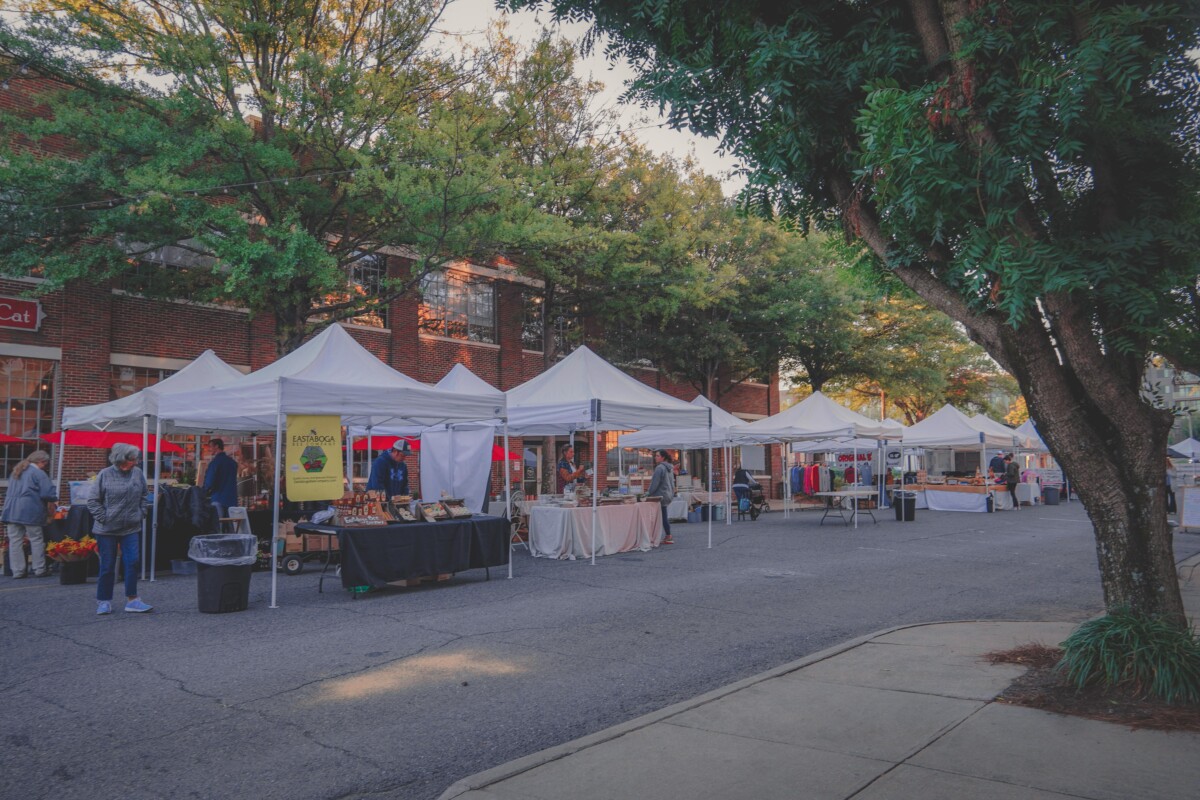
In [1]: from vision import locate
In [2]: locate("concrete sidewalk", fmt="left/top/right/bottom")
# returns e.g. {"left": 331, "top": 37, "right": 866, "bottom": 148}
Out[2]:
{"left": 440, "top": 555, "right": 1200, "bottom": 800}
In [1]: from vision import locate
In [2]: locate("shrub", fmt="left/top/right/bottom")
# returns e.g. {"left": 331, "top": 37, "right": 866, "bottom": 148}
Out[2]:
{"left": 1057, "top": 608, "right": 1200, "bottom": 705}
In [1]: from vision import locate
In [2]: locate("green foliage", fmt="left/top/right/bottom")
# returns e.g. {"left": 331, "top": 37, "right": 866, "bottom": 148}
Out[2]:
{"left": 1058, "top": 608, "right": 1200, "bottom": 705}
{"left": 0, "top": 1, "right": 539, "bottom": 352}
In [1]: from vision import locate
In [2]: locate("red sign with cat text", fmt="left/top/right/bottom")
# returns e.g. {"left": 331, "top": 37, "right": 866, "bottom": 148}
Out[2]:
{"left": 0, "top": 297, "right": 45, "bottom": 331}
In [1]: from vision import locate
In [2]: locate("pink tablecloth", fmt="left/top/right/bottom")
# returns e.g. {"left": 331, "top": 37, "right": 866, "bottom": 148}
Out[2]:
{"left": 529, "top": 502, "right": 664, "bottom": 559}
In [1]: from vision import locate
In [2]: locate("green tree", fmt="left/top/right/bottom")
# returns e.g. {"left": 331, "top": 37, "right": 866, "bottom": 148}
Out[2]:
{"left": 0, "top": 1, "right": 526, "bottom": 353}
{"left": 511, "top": 0, "right": 1200, "bottom": 625}
{"left": 841, "top": 294, "right": 1017, "bottom": 424}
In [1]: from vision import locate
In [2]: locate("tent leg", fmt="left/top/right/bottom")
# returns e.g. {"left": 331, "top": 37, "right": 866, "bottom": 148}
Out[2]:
{"left": 725, "top": 445, "right": 732, "bottom": 526}
{"left": 590, "top": 425, "right": 598, "bottom": 566}
{"left": 150, "top": 417, "right": 162, "bottom": 582}
{"left": 707, "top": 432, "right": 712, "bottom": 549}
{"left": 54, "top": 429, "right": 66, "bottom": 503}
{"left": 271, "top": 412, "right": 283, "bottom": 609}
{"left": 504, "top": 424, "right": 513, "bottom": 580}
{"left": 141, "top": 416, "right": 149, "bottom": 580}
{"left": 345, "top": 428, "right": 353, "bottom": 491}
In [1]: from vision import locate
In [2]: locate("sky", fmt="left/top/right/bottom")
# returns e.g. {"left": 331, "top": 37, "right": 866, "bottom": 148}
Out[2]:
{"left": 435, "top": 0, "right": 747, "bottom": 197}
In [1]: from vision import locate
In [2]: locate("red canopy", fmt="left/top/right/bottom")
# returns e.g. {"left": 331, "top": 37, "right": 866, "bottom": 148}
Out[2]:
{"left": 41, "top": 430, "right": 184, "bottom": 453}
{"left": 351, "top": 436, "right": 519, "bottom": 461}
{"left": 0, "top": 434, "right": 30, "bottom": 445}
{"left": 351, "top": 435, "right": 418, "bottom": 452}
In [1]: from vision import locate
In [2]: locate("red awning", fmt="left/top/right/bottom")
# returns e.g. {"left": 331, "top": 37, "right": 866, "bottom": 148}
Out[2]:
{"left": 41, "top": 431, "right": 184, "bottom": 453}
{"left": 0, "top": 434, "right": 30, "bottom": 445}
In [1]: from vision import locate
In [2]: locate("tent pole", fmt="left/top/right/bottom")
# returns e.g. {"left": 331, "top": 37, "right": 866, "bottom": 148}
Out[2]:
{"left": 853, "top": 443, "right": 859, "bottom": 529}
{"left": 504, "top": 423, "right": 513, "bottom": 580}
{"left": 726, "top": 445, "right": 732, "bottom": 526}
{"left": 141, "top": 415, "right": 149, "bottom": 580}
{"left": 270, "top": 410, "right": 283, "bottom": 609}
{"left": 345, "top": 429, "right": 353, "bottom": 492}
{"left": 590, "top": 424, "right": 598, "bottom": 566}
{"left": 54, "top": 428, "right": 66, "bottom": 503}
{"left": 700, "top": 429, "right": 710, "bottom": 546}
{"left": 150, "top": 416, "right": 162, "bottom": 582}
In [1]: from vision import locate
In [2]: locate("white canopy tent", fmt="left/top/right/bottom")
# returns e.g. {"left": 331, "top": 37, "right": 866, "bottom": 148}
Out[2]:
{"left": 732, "top": 391, "right": 898, "bottom": 441}
{"left": 1169, "top": 437, "right": 1200, "bottom": 459}
{"left": 506, "top": 346, "right": 712, "bottom": 560}
{"left": 1015, "top": 419, "right": 1049, "bottom": 452}
{"left": 903, "top": 404, "right": 1018, "bottom": 450}
{"left": 732, "top": 392, "right": 898, "bottom": 526}
{"left": 157, "top": 326, "right": 511, "bottom": 605}
{"left": 970, "top": 413, "right": 1037, "bottom": 450}
{"left": 618, "top": 395, "right": 768, "bottom": 525}
{"left": 58, "top": 349, "right": 246, "bottom": 581}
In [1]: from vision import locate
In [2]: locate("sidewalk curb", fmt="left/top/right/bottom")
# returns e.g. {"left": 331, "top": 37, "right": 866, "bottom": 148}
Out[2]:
{"left": 439, "top": 551, "right": 1200, "bottom": 800}
{"left": 437, "top": 619, "right": 1028, "bottom": 800}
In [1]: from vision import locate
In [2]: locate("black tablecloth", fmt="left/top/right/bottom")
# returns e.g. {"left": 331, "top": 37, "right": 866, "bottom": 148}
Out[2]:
{"left": 298, "top": 515, "right": 509, "bottom": 589}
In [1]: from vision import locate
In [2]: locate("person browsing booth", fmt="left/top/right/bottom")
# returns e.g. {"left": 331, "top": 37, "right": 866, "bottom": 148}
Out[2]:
{"left": 368, "top": 442, "right": 410, "bottom": 497}
{"left": 203, "top": 438, "right": 238, "bottom": 518}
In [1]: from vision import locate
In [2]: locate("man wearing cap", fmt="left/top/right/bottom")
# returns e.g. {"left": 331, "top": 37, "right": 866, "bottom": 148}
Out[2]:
{"left": 368, "top": 443, "right": 410, "bottom": 497}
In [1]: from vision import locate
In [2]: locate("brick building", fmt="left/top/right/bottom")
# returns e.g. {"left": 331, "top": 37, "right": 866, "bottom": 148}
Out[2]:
{"left": 0, "top": 70, "right": 782, "bottom": 502}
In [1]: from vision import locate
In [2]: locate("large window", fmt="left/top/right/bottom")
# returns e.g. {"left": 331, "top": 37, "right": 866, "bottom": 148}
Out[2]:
{"left": 0, "top": 356, "right": 56, "bottom": 479}
{"left": 522, "top": 291, "right": 578, "bottom": 353}
{"left": 345, "top": 253, "right": 389, "bottom": 328}
{"left": 419, "top": 272, "right": 496, "bottom": 343}
{"left": 110, "top": 365, "right": 175, "bottom": 400}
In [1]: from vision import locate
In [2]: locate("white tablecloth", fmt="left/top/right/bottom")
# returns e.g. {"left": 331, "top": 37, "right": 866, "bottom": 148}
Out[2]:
{"left": 529, "top": 502, "right": 664, "bottom": 559}
{"left": 922, "top": 488, "right": 990, "bottom": 512}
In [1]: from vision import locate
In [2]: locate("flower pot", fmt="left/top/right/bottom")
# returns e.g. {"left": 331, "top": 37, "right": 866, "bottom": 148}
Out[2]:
{"left": 58, "top": 559, "right": 88, "bottom": 585}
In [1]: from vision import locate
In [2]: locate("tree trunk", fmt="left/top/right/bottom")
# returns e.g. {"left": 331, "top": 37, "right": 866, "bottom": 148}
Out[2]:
{"left": 1001, "top": 322, "right": 1182, "bottom": 621}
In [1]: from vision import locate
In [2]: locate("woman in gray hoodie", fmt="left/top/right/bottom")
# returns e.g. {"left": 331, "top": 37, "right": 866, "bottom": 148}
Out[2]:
{"left": 88, "top": 443, "right": 152, "bottom": 614}
{"left": 2, "top": 450, "right": 57, "bottom": 578}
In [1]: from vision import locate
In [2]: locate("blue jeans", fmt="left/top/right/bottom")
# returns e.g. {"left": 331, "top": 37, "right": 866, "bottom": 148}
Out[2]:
{"left": 660, "top": 502, "right": 671, "bottom": 539}
{"left": 96, "top": 531, "right": 140, "bottom": 601}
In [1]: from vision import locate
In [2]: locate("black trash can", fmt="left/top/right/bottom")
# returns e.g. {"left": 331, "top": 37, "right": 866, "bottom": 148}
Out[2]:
{"left": 894, "top": 490, "right": 917, "bottom": 522}
{"left": 1043, "top": 486, "right": 1060, "bottom": 505}
{"left": 189, "top": 534, "right": 257, "bottom": 614}
{"left": 196, "top": 563, "right": 252, "bottom": 613}
{"left": 893, "top": 491, "right": 904, "bottom": 521}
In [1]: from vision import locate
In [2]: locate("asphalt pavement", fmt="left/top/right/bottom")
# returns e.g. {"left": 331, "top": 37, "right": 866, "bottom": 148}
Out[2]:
{"left": 1, "top": 500, "right": 1197, "bottom": 800}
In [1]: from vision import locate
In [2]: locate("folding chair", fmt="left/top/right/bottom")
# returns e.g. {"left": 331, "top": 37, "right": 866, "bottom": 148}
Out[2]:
{"left": 220, "top": 506, "right": 252, "bottom": 535}
{"left": 508, "top": 495, "right": 529, "bottom": 552}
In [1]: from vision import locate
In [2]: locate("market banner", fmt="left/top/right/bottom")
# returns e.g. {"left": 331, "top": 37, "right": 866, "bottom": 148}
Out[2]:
{"left": 285, "top": 414, "right": 344, "bottom": 501}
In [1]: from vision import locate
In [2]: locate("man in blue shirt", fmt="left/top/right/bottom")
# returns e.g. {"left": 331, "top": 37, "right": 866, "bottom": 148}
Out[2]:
{"left": 368, "top": 443, "right": 410, "bottom": 498}
{"left": 203, "top": 438, "right": 239, "bottom": 517}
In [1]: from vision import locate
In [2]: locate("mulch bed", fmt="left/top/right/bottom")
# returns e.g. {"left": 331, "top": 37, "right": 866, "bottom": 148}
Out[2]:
{"left": 983, "top": 644, "right": 1200, "bottom": 733}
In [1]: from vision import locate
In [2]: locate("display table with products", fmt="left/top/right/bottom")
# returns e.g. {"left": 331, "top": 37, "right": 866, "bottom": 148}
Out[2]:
{"left": 529, "top": 502, "right": 664, "bottom": 559}
{"left": 902, "top": 483, "right": 992, "bottom": 513}
{"left": 297, "top": 515, "right": 509, "bottom": 591}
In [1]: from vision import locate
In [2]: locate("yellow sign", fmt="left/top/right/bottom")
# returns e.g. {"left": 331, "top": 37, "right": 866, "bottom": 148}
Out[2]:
{"left": 285, "top": 415, "right": 344, "bottom": 501}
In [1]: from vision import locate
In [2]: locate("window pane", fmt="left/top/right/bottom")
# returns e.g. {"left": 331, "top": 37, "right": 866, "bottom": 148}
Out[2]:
{"left": 420, "top": 272, "right": 496, "bottom": 344}
{"left": 0, "top": 357, "right": 56, "bottom": 479}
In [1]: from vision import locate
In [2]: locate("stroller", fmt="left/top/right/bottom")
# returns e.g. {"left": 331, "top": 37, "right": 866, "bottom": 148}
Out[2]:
{"left": 736, "top": 481, "right": 771, "bottom": 520}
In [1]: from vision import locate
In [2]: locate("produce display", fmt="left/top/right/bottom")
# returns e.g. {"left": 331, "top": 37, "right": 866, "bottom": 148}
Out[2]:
{"left": 440, "top": 498, "right": 472, "bottom": 519}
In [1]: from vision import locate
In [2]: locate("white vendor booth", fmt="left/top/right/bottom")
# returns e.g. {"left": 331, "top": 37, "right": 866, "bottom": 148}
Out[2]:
{"left": 900, "top": 405, "right": 1024, "bottom": 512}
{"left": 349, "top": 363, "right": 507, "bottom": 515}
{"left": 157, "top": 326, "right": 510, "bottom": 605}
{"left": 506, "top": 346, "right": 712, "bottom": 562}
{"left": 618, "top": 395, "right": 764, "bottom": 525}
{"left": 59, "top": 349, "right": 246, "bottom": 580}
{"left": 731, "top": 392, "right": 897, "bottom": 527}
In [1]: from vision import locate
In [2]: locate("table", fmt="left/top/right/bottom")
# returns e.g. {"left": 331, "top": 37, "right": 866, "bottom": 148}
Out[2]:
{"left": 813, "top": 490, "right": 879, "bottom": 525}
{"left": 297, "top": 515, "right": 509, "bottom": 590}
{"left": 529, "top": 502, "right": 664, "bottom": 559}
{"left": 903, "top": 484, "right": 992, "bottom": 513}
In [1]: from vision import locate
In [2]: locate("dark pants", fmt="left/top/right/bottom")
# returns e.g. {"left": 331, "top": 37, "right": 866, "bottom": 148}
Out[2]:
{"left": 660, "top": 502, "right": 671, "bottom": 540}
{"left": 97, "top": 531, "right": 139, "bottom": 601}
{"left": 1167, "top": 488, "right": 1176, "bottom": 514}
{"left": 1007, "top": 482, "right": 1019, "bottom": 508}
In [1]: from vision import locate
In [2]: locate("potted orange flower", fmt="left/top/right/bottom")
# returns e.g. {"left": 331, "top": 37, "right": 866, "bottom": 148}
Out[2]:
{"left": 46, "top": 536, "right": 99, "bottom": 584}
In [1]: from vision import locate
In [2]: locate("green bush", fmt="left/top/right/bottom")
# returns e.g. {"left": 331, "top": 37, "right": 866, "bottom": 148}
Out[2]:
{"left": 1057, "top": 608, "right": 1200, "bottom": 705}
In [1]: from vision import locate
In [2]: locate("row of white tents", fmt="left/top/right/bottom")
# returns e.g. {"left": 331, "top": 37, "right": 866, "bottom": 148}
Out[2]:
{"left": 56, "top": 326, "right": 715, "bottom": 605}
{"left": 54, "top": 324, "right": 1069, "bottom": 605}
